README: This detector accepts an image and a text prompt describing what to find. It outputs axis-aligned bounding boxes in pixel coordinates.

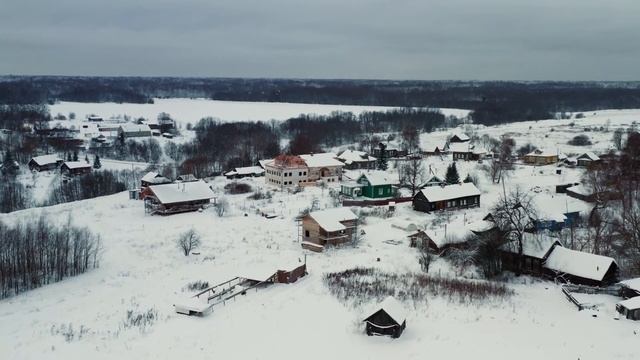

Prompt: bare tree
[416,241,434,273]
[401,125,420,154]
[177,228,201,256]
[401,157,425,196]
[491,186,536,275]
[215,197,229,217]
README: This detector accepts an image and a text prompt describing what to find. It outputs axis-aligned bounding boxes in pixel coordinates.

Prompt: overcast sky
[1,0,638,80]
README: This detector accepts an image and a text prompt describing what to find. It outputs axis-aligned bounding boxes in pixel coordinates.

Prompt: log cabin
[301,207,358,252]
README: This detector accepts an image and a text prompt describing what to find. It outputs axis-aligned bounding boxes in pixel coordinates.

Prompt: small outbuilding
[616,297,640,321]
[224,166,265,179]
[619,278,640,299]
[140,171,172,188]
[363,296,407,338]
[576,152,600,167]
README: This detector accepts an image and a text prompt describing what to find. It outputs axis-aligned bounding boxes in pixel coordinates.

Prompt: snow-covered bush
[184,280,209,291]
[121,308,158,333]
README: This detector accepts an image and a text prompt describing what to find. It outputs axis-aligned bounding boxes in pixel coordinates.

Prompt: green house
[341,171,396,199]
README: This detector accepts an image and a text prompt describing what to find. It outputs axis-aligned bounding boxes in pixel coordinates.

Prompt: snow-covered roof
[526,149,557,157]
[500,233,560,259]
[141,171,170,184]
[62,161,91,170]
[336,149,376,164]
[224,166,265,176]
[119,123,151,133]
[299,153,343,168]
[358,171,397,186]
[424,225,473,248]
[450,133,470,142]
[30,154,62,166]
[578,152,600,161]
[466,219,496,234]
[618,296,640,310]
[448,142,472,153]
[619,278,640,293]
[566,185,591,196]
[366,296,407,325]
[418,183,481,203]
[148,180,215,205]
[309,207,358,232]
[543,246,616,282]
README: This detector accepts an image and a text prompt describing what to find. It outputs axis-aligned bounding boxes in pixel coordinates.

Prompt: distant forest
[3,76,640,125]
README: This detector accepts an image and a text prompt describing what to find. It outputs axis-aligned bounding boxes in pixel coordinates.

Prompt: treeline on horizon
[3,76,640,125]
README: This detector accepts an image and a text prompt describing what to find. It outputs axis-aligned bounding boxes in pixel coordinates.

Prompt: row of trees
[45,170,132,206]
[0,216,101,298]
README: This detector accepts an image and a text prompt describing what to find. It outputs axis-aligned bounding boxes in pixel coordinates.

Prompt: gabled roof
[119,123,151,133]
[526,149,557,157]
[308,207,357,232]
[425,225,473,248]
[224,166,265,176]
[300,153,343,168]
[176,174,198,182]
[417,183,481,203]
[148,180,215,205]
[619,278,640,293]
[141,171,170,184]
[577,152,600,161]
[62,161,91,170]
[450,133,470,142]
[500,233,561,260]
[618,296,640,310]
[365,296,407,325]
[30,154,62,166]
[358,171,397,186]
[336,149,376,164]
[270,154,307,168]
[543,246,616,282]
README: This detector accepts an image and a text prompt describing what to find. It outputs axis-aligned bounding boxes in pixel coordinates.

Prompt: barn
[413,182,481,212]
[142,180,215,215]
[363,296,407,338]
[616,297,640,321]
[500,233,561,276]
[60,161,92,176]
[28,154,63,172]
[542,246,618,286]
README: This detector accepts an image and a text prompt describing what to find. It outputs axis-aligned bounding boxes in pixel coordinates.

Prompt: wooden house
[423,143,449,156]
[141,171,172,188]
[407,230,430,248]
[542,246,618,286]
[419,175,445,188]
[301,207,358,252]
[60,161,92,176]
[372,146,405,159]
[413,183,481,213]
[335,150,376,170]
[118,123,152,139]
[523,149,558,165]
[449,133,470,143]
[341,171,397,199]
[28,154,63,172]
[363,296,406,338]
[224,166,265,179]
[449,142,486,161]
[616,297,640,321]
[576,152,601,167]
[619,278,640,299]
[499,233,561,276]
[142,180,215,215]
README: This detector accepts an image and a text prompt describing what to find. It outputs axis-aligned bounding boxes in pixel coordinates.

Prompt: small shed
[616,297,640,321]
[619,278,640,299]
[141,171,172,188]
[363,296,407,338]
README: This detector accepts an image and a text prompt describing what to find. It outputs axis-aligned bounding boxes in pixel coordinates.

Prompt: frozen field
[1,166,639,360]
[49,98,471,127]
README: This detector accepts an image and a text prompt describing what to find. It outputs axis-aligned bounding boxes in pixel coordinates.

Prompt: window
[305,230,309,237]
[303,171,307,175]
[299,172,302,176]
[378,188,383,195]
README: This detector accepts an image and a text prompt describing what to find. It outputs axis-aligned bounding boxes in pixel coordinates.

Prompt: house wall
[306,165,342,184]
[413,193,480,213]
[361,184,392,198]
[265,163,308,187]
[302,217,356,247]
[500,252,546,276]
[524,155,558,165]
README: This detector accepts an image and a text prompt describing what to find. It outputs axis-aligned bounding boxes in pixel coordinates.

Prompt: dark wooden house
[619,278,640,299]
[142,180,215,215]
[60,161,92,176]
[363,296,407,338]
[140,171,172,188]
[542,246,618,286]
[499,233,561,276]
[616,297,640,321]
[28,154,63,172]
[413,183,481,213]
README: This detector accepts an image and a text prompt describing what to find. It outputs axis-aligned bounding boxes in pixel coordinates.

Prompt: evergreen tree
[445,163,460,184]
[73,151,78,162]
[376,143,388,170]
[85,154,90,163]
[93,155,102,169]
[463,174,474,183]
[67,152,72,161]
[1,150,18,175]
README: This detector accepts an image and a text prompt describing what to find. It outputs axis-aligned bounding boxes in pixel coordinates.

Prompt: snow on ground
[49,98,470,127]
[1,172,639,360]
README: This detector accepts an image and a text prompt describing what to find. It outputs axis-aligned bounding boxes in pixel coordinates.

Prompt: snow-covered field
[3,107,640,359]
[1,161,639,359]
[49,98,471,127]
